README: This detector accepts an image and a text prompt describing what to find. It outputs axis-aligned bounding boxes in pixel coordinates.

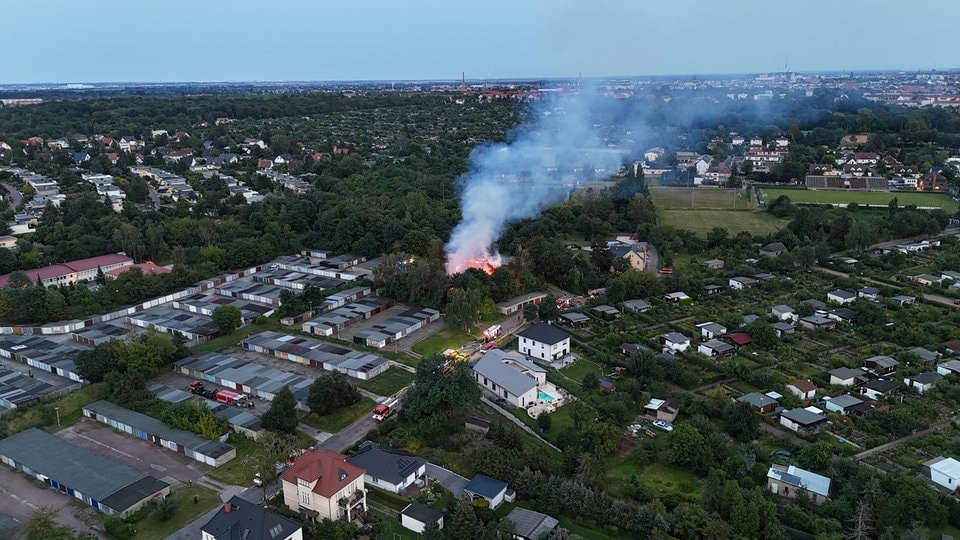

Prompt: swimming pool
[538,390,555,403]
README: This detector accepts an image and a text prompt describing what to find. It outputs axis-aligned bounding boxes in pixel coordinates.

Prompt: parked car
[253,473,262,487]
[652,420,674,432]
[954,299,960,305]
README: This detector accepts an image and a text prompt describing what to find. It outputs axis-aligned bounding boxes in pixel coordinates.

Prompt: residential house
[659,332,691,354]
[829,367,867,387]
[609,243,649,272]
[729,276,759,290]
[826,290,856,305]
[620,343,653,358]
[201,497,302,540]
[925,457,960,492]
[941,270,960,283]
[823,394,863,415]
[786,379,817,401]
[890,295,917,307]
[862,356,898,376]
[937,359,960,377]
[770,305,798,323]
[779,408,828,434]
[905,372,943,394]
[737,392,779,413]
[759,242,788,257]
[696,322,727,340]
[558,312,590,328]
[858,287,881,301]
[400,503,444,534]
[767,465,831,504]
[280,449,366,523]
[912,274,943,287]
[800,315,836,331]
[643,398,680,423]
[772,322,796,337]
[702,259,724,270]
[516,323,571,362]
[662,291,692,303]
[473,349,546,408]
[704,284,724,295]
[462,474,512,510]
[908,347,940,366]
[505,507,559,540]
[860,379,899,400]
[344,442,426,496]
[945,340,960,355]
[828,308,858,324]
[622,299,651,314]
[725,332,752,349]
[118,136,139,152]
[698,339,735,359]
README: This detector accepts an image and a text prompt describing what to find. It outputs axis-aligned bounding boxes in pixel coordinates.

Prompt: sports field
[759,188,958,213]
[650,187,751,210]
[659,210,787,235]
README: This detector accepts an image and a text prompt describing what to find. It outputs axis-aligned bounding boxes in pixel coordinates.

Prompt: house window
[300,491,309,505]
[299,479,310,487]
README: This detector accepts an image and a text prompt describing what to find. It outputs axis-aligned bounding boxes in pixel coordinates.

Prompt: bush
[536,412,552,432]
[104,516,136,539]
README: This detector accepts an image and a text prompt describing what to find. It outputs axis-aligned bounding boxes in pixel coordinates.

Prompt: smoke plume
[444,91,628,274]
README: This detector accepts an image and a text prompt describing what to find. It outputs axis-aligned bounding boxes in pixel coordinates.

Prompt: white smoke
[444,92,627,274]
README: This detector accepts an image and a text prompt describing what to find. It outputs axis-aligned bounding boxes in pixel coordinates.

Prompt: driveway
[0,182,23,209]
[0,464,99,536]
[56,419,209,487]
[425,463,469,496]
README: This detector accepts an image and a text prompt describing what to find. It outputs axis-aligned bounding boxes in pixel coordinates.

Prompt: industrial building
[242,331,389,380]
[174,352,313,408]
[0,428,170,517]
[82,400,237,466]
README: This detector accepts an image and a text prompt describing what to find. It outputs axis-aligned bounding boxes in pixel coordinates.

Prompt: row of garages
[353,306,441,348]
[241,331,389,380]
[174,351,313,409]
[302,296,396,336]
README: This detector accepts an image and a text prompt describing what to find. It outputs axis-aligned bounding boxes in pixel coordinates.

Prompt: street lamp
[54,407,60,427]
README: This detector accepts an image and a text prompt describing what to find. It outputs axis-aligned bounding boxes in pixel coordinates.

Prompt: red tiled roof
[0,264,75,288]
[0,254,132,288]
[788,379,817,392]
[106,262,170,278]
[280,449,364,498]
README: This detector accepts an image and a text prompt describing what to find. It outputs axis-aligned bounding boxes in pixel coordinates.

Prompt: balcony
[338,489,365,508]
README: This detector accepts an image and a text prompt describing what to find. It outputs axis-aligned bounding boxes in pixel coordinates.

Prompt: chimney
[224,502,232,513]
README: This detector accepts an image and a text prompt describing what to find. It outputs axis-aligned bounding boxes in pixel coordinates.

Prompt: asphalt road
[816,266,959,308]
[314,413,378,452]
[1,182,23,209]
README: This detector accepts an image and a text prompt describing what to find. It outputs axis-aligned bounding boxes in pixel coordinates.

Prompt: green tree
[581,372,599,392]
[212,305,243,335]
[722,401,760,442]
[261,386,299,435]
[445,287,484,332]
[22,508,75,540]
[306,373,360,416]
[669,422,705,469]
[401,354,480,443]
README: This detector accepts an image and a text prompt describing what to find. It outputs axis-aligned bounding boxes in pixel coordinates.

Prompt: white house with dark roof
[767,464,831,504]
[829,367,867,387]
[779,408,827,434]
[770,305,798,322]
[827,290,856,305]
[905,372,943,394]
[698,339,735,359]
[729,276,758,290]
[201,497,302,540]
[516,323,570,362]
[473,349,546,407]
[505,507,559,540]
[937,359,960,377]
[659,332,690,354]
[463,474,511,510]
[823,394,863,415]
[345,442,426,495]
[400,503,444,534]
[908,347,940,366]
[696,322,727,340]
[860,379,899,400]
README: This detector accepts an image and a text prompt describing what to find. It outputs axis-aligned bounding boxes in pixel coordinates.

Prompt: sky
[1,0,957,84]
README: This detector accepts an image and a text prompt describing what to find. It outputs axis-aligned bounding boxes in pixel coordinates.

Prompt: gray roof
[828,289,856,300]
[771,322,795,331]
[771,305,795,314]
[175,352,314,403]
[908,347,939,363]
[737,392,778,408]
[697,322,727,334]
[910,372,944,385]
[463,474,507,499]
[83,400,234,459]
[859,287,880,295]
[345,442,426,485]
[781,408,827,426]
[826,394,863,409]
[862,379,899,393]
[863,355,898,369]
[473,350,542,397]
[622,299,650,311]
[802,299,827,310]
[241,331,388,377]
[701,339,734,353]
[202,496,301,540]
[829,367,865,380]
[559,312,590,323]
[506,507,559,540]
[517,323,570,346]
[661,332,689,344]
[767,465,830,498]
[802,315,834,326]
[0,428,168,512]
[401,502,443,525]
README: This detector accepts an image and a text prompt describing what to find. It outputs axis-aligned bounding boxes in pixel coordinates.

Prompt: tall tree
[306,373,360,416]
[261,386,299,435]
[212,305,243,335]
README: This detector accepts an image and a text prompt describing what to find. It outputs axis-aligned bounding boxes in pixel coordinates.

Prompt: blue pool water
[538,390,554,402]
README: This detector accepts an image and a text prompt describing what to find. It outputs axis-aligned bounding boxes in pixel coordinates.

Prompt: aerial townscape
[4,3,960,540]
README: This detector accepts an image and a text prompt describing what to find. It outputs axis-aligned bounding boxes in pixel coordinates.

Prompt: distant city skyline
[2,0,956,84]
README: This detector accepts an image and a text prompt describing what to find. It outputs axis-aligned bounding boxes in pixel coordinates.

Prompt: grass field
[356,366,414,397]
[0,383,104,436]
[659,209,787,235]
[650,187,751,210]
[411,328,476,356]
[132,485,219,540]
[606,458,700,503]
[759,187,959,213]
[301,396,375,433]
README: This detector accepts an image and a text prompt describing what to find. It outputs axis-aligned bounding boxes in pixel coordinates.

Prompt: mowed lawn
[650,187,751,210]
[760,187,958,213]
[659,209,787,236]
[411,328,476,356]
[356,366,414,397]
